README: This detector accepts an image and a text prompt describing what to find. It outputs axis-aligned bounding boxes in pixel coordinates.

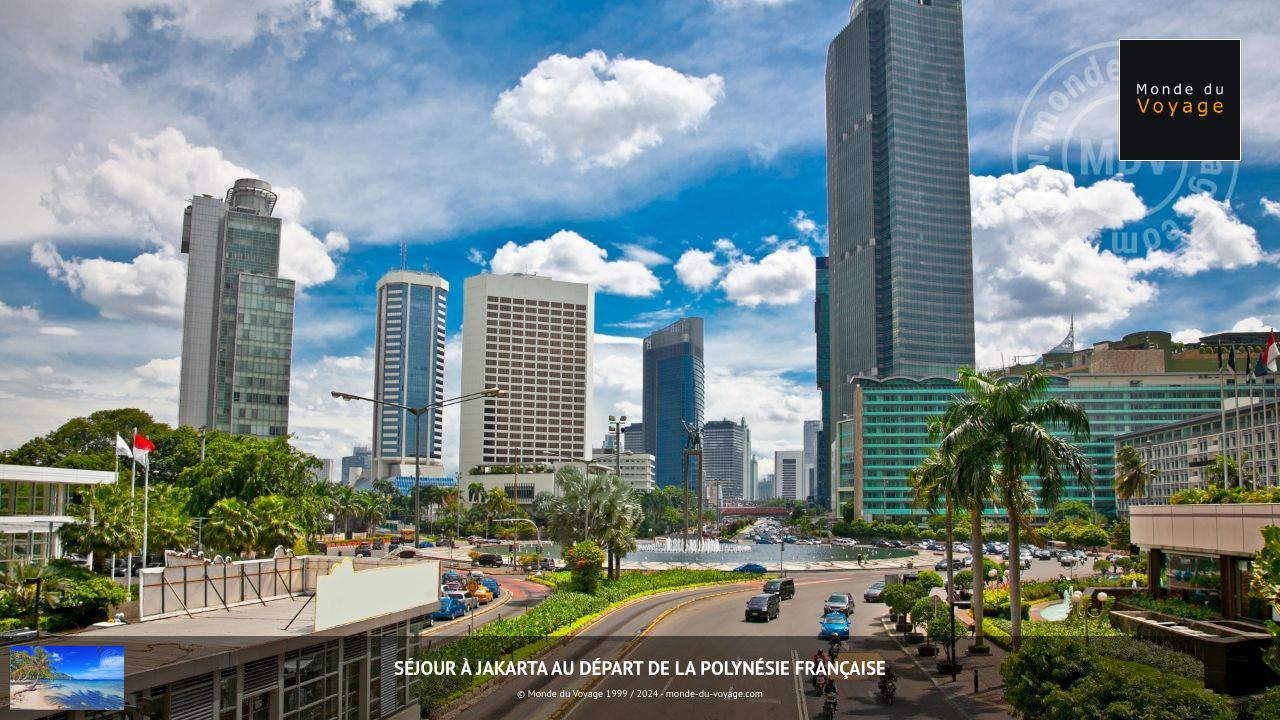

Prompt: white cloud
[711,0,796,7]
[32,243,188,325]
[134,356,180,385]
[1134,195,1263,276]
[35,128,347,322]
[493,50,725,169]
[969,166,1153,367]
[1171,328,1204,344]
[489,230,660,297]
[790,210,822,246]
[353,0,439,25]
[720,244,816,307]
[674,249,723,292]
[39,326,80,337]
[0,302,39,322]
[607,304,691,330]
[288,351,376,461]
[78,653,124,680]
[618,243,670,267]
[466,248,487,267]
[1262,198,1280,219]
[1231,317,1269,333]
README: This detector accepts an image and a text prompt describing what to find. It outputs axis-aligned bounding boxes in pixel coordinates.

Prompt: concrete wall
[1130,503,1280,556]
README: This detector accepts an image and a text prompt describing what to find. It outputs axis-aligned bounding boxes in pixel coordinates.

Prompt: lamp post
[332,387,502,549]
[988,568,997,588]
[608,415,627,479]
[23,577,41,639]
[1072,590,1108,645]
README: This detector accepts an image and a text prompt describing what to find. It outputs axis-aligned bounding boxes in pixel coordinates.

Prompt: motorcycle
[812,672,828,695]
[827,639,843,660]
[822,690,838,720]
[878,669,897,706]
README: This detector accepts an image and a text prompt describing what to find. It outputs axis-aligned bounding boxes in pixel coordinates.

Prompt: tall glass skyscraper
[815,256,831,508]
[703,418,751,501]
[824,0,976,425]
[179,179,295,439]
[643,318,705,489]
[373,270,448,468]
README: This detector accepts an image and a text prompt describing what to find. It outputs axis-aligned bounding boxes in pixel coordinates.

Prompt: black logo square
[1119,39,1240,161]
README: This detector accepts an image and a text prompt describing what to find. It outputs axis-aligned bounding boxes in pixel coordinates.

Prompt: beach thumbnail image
[8,645,125,711]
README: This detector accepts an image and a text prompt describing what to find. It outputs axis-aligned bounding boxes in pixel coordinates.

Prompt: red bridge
[719,506,790,517]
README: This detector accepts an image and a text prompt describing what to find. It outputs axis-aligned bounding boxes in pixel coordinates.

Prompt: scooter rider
[828,636,844,660]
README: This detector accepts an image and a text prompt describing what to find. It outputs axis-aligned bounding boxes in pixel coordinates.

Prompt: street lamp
[607,415,627,479]
[1071,590,1108,645]
[332,386,502,548]
[987,568,997,588]
[23,577,42,639]
[493,517,541,570]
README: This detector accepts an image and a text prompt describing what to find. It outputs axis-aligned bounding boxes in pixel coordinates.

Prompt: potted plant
[885,582,924,633]
[909,597,935,649]
[881,583,908,623]
[928,612,962,673]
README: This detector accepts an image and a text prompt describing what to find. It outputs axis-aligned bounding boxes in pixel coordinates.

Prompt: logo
[1012,41,1238,256]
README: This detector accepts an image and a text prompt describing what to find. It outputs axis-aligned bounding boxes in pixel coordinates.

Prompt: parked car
[763,577,795,600]
[538,558,558,571]
[1035,549,1053,560]
[863,581,886,603]
[444,590,478,611]
[419,540,435,548]
[819,612,850,639]
[744,593,780,622]
[355,543,373,557]
[432,597,467,621]
[1060,555,1080,567]
[733,563,769,574]
[935,558,964,571]
[132,561,165,576]
[823,592,854,616]
[475,553,504,568]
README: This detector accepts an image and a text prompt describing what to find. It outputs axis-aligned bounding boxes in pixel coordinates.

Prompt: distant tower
[178,178,295,438]
[643,318,705,489]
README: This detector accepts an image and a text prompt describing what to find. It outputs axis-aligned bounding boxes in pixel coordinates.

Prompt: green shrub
[0,617,25,632]
[1118,592,1215,621]
[563,540,605,594]
[1001,639,1100,718]
[914,570,944,590]
[1238,685,1280,720]
[1090,637,1204,680]
[928,612,960,645]
[910,597,936,630]
[1057,669,1233,720]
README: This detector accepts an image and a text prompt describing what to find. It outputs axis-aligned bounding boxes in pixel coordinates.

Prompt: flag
[1265,330,1280,373]
[1228,345,1237,375]
[1246,347,1254,382]
[1218,342,1225,374]
[115,434,133,458]
[133,433,156,468]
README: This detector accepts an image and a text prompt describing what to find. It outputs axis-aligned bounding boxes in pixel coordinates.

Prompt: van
[763,577,795,600]
[745,593,780,622]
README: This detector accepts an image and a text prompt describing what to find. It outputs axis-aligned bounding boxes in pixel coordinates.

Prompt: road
[438,555,1091,720]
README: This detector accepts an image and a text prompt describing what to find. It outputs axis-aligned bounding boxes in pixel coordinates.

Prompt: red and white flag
[133,433,156,468]
[1265,330,1280,374]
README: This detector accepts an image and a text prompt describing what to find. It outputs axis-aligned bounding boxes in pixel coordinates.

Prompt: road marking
[790,649,806,720]
[660,675,674,695]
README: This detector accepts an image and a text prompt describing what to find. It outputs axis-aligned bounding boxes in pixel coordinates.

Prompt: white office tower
[372,270,449,480]
[774,450,803,501]
[458,274,594,475]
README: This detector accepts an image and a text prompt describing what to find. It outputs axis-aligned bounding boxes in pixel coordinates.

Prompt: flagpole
[1218,344,1227,491]
[1233,349,1242,490]
[142,460,150,577]
[127,427,136,596]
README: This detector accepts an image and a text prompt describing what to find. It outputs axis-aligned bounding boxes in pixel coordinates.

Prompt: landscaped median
[413,567,761,715]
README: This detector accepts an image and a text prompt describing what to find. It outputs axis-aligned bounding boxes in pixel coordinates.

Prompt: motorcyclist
[827,636,843,659]
[813,671,828,694]
[879,666,898,695]
[822,681,838,718]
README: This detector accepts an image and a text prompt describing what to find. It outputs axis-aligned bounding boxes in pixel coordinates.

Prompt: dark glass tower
[825,0,976,428]
[815,256,831,508]
[642,318,705,489]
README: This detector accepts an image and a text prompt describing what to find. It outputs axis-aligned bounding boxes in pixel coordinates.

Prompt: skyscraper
[178,178,295,439]
[803,419,821,501]
[340,444,372,486]
[815,256,832,508]
[703,418,751,501]
[643,318,705,489]
[774,450,803,501]
[824,0,976,423]
[622,422,645,453]
[458,274,593,474]
[372,270,448,478]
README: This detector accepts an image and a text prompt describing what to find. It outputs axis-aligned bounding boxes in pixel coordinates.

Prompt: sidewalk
[880,606,1013,720]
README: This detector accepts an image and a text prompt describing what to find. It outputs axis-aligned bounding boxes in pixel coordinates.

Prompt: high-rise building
[622,422,645,453]
[341,445,372,487]
[372,270,448,477]
[178,178,295,438]
[824,0,976,446]
[758,473,775,501]
[703,418,751,501]
[458,274,593,474]
[748,456,759,502]
[803,419,821,502]
[814,257,832,508]
[643,318,705,489]
[311,458,335,484]
[774,450,803,501]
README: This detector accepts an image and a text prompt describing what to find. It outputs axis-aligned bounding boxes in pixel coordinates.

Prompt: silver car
[445,590,479,611]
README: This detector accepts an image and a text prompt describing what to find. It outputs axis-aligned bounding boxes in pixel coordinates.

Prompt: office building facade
[372,270,449,476]
[341,445,372,487]
[774,450,803,502]
[0,464,114,570]
[814,256,832,509]
[458,274,593,474]
[643,318,706,489]
[803,419,821,502]
[179,179,295,439]
[622,422,645,453]
[703,418,751,501]
[592,452,658,493]
[823,0,976,462]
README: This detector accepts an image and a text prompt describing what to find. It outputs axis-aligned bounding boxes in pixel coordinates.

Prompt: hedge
[1117,592,1215,621]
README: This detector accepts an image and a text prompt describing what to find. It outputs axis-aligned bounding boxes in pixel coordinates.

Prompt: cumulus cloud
[1263,198,1280,219]
[466,248,487,267]
[674,249,723,292]
[720,244,816,307]
[353,0,440,24]
[134,356,180,385]
[790,210,822,246]
[489,230,660,296]
[1134,195,1263,276]
[1171,328,1204,344]
[0,301,39,322]
[1173,318,1273,346]
[493,50,725,169]
[618,243,670,267]
[36,128,347,322]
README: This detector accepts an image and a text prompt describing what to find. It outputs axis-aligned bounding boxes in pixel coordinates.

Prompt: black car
[745,593,780,622]
[935,558,963,571]
[355,543,372,557]
[763,577,795,600]
[476,553,504,568]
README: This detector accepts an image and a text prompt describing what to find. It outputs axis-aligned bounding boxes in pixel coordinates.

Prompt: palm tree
[595,475,641,579]
[204,498,258,557]
[546,466,592,546]
[467,481,487,506]
[60,482,140,570]
[483,488,517,538]
[250,494,304,554]
[355,491,389,532]
[422,486,446,534]
[330,485,357,536]
[908,445,965,656]
[10,646,56,687]
[938,368,1093,649]
[1114,445,1158,502]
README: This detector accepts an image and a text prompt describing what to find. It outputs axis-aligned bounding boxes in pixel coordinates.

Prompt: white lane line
[791,649,806,720]
[661,675,675,695]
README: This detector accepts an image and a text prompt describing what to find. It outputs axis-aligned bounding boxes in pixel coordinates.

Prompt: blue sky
[10,646,125,681]
[1,0,1279,475]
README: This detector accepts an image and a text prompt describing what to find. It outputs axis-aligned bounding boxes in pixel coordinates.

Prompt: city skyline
[3,2,1280,480]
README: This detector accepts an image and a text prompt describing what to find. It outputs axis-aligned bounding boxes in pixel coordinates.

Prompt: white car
[445,590,479,611]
